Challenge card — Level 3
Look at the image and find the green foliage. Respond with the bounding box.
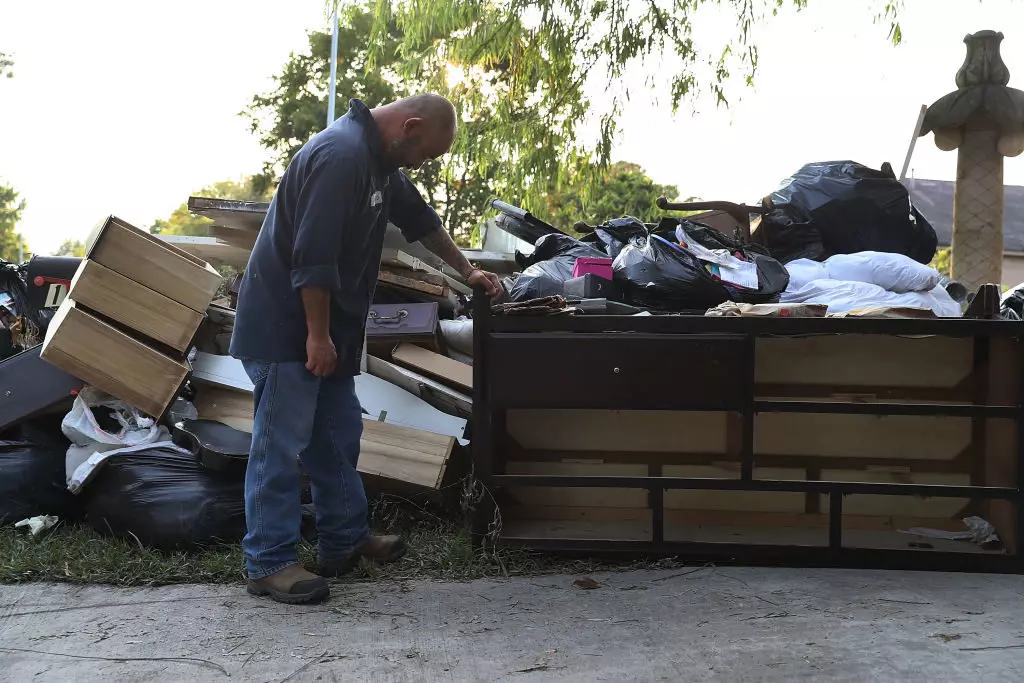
[930,247,951,278]
[542,161,680,231]
[150,177,271,237]
[366,0,904,213]
[0,180,27,262]
[54,239,86,257]
[245,4,495,246]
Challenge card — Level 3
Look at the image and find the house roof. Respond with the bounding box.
[904,178,1024,252]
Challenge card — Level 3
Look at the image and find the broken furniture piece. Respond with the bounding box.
[471,292,1024,572]
[40,215,221,418]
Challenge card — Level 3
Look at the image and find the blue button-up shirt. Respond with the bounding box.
[229,100,442,375]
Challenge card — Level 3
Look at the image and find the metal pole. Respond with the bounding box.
[327,3,339,126]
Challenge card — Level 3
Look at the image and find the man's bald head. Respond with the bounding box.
[372,93,458,171]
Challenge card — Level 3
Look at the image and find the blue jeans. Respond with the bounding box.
[241,360,369,579]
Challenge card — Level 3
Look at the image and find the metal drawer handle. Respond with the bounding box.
[369,309,408,325]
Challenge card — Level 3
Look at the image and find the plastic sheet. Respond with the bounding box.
[84,447,246,550]
[754,161,938,264]
[0,419,79,524]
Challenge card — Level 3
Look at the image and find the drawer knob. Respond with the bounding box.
[613,367,621,374]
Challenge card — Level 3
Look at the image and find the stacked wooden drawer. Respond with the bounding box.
[41,216,222,417]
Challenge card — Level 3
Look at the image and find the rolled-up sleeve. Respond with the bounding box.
[289,151,362,291]
[389,171,443,243]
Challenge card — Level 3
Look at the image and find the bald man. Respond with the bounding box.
[230,95,501,603]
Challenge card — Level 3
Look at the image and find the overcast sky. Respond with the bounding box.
[1,0,1023,255]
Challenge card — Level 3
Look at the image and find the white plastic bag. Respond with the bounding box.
[62,387,172,487]
[824,251,941,293]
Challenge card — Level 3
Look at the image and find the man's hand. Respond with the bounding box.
[467,268,503,302]
[305,335,337,377]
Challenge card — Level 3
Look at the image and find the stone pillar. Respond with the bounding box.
[953,128,1004,290]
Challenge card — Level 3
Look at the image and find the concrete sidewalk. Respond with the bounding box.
[1,567,1023,681]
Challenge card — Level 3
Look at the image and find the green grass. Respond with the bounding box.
[0,496,635,587]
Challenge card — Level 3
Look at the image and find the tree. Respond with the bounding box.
[0,181,26,262]
[542,162,680,231]
[245,4,510,246]
[150,177,272,237]
[367,0,904,211]
[55,240,86,257]
[0,52,12,79]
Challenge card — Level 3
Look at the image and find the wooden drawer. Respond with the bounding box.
[86,215,222,313]
[41,299,189,417]
[69,259,204,353]
[488,333,747,410]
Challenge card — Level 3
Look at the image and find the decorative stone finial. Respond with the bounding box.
[956,30,1010,88]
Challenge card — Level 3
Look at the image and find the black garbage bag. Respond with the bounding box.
[1001,282,1024,321]
[753,160,938,264]
[590,216,648,259]
[84,448,246,550]
[0,419,79,524]
[612,224,789,311]
[509,233,607,301]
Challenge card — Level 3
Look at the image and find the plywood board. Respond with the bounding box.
[157,235,251,270]
[40,299,189,417]
[755,335,973,388]
[187,196,268,232]
[86,215,222,313]
[354,373,468,444]
[755,413,971,460]
[192,352,255,392]
[192,385,457,490]
[359,419,456,489]
[69,259,203,353]
[506,410,729,453]
[391,343,472,392]
[366,355,472,417]
[505,461,649,508]
[210,225,258,252]
[663,466,806,513]
[194,385,254,432]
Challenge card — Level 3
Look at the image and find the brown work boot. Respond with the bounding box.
[246,564,330,604]
[317,535,407,577]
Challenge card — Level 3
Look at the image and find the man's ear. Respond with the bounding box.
[402,117,425,134]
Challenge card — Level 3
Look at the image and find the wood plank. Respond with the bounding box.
[392,343,472,392]
[187,196,268,232]
[377,268,447,296]
[69,259,203,353]
[191,384,458,490]
[40,299,189,417]
[211,225,258,251]
[359,419,456,489]
[193,385,254,432]
[86,215,222,313]
[381,248,472,295]
[366,355,471,417]
[157,235,251,270]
